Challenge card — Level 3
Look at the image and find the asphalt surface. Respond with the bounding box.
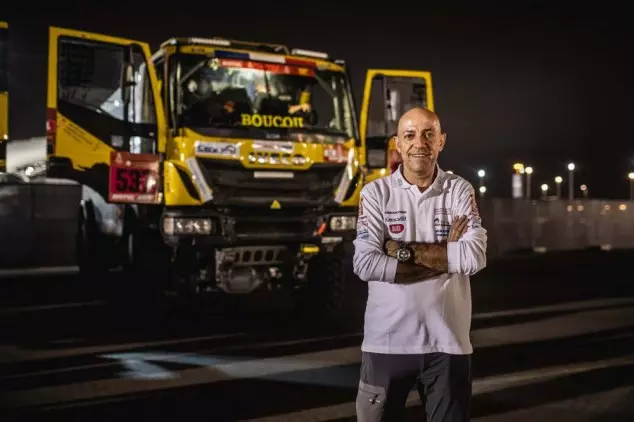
[1,249,634,421]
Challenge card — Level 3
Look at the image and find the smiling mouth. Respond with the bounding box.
[408,152,432,159]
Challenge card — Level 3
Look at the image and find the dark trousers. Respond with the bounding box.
[356,351,472,422]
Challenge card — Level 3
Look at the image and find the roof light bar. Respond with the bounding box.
[188,37,231,46]
[291,48,329,59]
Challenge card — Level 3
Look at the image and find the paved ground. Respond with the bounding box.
[1,250,633,421]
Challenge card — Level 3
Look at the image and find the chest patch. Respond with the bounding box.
[389,224,405,234]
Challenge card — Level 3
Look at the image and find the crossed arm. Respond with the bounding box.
[385,232,459,284]
[352,183,487,285]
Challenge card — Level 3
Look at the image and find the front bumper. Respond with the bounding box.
[161,206,358,248]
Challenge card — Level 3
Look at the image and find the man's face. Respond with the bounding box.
[395,110,446,174]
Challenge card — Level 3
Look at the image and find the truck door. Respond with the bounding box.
[46,27,166,204]
[358,69,434,185]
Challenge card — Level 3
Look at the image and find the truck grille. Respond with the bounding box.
[198,158,345,208]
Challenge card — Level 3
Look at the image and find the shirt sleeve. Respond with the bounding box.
[446,181,488,275]
[352,183,398,283]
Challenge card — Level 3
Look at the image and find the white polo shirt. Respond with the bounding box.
[353,165,487,355]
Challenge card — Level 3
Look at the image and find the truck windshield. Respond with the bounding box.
[176,54,355,139]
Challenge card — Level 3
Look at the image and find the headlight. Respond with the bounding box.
[163,217,213,235]
[328,215,357,231]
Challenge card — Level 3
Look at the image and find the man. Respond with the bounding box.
[353,107,487,421]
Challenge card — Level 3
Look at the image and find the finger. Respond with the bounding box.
[456,216,469,235]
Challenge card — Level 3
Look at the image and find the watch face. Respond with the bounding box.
[396,247,411,262]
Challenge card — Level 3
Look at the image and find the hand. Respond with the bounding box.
[385,240,399,257]
[448,215,468,242]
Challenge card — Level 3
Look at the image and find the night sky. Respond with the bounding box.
[3,3,633,198]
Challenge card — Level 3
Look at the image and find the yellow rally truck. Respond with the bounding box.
[0,21,8,170]
[45,26,433,320]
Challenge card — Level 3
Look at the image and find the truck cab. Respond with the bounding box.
[45,27,434,321]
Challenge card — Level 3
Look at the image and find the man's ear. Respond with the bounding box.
[439,133,447,151]
[393,135,402,154]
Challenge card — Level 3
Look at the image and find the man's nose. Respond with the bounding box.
[412,136,427,148]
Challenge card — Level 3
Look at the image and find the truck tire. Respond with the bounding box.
[76,201,108,279]
[296,243,366,331]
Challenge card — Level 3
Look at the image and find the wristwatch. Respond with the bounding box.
[395,242,413,263]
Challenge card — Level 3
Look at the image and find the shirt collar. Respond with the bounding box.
[391,164,447,192]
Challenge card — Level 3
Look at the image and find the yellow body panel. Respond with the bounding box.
[47,26,167,160]
[163,161,203,206]
[54,111,114,170]
[164,127,356,206]
[356,68,434,187]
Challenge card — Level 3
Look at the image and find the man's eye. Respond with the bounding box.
[424,131,435,140]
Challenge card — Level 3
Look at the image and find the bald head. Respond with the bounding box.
[394,106,446,179]
[397,107,442,136]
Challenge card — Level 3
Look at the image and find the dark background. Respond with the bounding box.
[2,1,633,198]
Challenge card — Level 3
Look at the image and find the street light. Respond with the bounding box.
[446,170,454,174]
[479,185,486,197]
[512,163,524,199]
[628,172,634,200]
[580,184,588,198]
[567,162,575,201]
[554,176,563,199]
[541,183,549,199]
[477,169,485,191]
[525,166,533,198]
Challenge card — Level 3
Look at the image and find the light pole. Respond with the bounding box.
[541,183,549,200]
[554,176,563,199]
[525,166,533,198]
[512,163,525,199]
[477,169,485,190]
[567,162,575,201]
[580,184,588,199]
[479,185,486,198]
[628,172,634,200]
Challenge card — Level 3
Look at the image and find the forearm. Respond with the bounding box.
[410,242,449,272]
[394,262,444,284]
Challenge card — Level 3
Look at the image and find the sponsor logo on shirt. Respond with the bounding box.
[356,215,369,239]
[384,215,407,222]
[434,216,450,238]
[389,224,404,234]
[434,208,449,215]
[356,227,369,240]
[385,210,406,214]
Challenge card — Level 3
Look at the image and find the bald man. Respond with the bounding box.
[353,107,487,421]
